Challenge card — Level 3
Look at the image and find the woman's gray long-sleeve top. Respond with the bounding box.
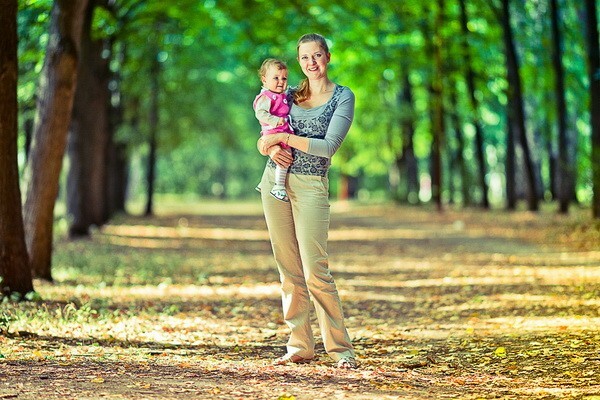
[266,84,355,177]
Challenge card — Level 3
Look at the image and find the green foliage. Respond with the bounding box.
[15,0,596,206]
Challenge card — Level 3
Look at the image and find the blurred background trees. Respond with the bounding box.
[1,0,599,292]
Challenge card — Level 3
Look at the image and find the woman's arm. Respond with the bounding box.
[256,139,293,168]
[258,132,310,154]
[258,88,355,158]
[306,88,354,157]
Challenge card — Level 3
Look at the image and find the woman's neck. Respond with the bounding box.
[309,78,334,94]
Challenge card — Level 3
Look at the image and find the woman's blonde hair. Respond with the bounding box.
[258,58,288,79]
[293,33,330,104]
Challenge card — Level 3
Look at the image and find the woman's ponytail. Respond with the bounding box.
[294,78,310,104]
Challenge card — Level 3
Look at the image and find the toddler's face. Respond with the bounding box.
[262,66,288,94]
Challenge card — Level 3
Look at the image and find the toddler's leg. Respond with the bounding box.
[270,165,289,202]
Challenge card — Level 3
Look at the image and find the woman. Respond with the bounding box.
[257,33,357,369]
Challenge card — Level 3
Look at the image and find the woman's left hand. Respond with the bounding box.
[258,133,286,154]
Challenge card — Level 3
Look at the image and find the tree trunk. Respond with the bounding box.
[449,85,470,206]
[24,115,33,161]
[0,0,34,297]
[584,0,600,218]
[430,0,445,211]
[543,100,557,200]
[500,0,538,211]
[550,0,572,214]
[105,142,128,216]
[394,72,419,203]
[403,74,420,203]
[104,44,128,217]
[459,0,490,208]
[145,50,160,217]
[67,1,111,237]
[23,0,88,281]
[506,115,517,209]
[339,174,358,200]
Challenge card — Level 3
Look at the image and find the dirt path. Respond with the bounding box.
[1,202,599,399]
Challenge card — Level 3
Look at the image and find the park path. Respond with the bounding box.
[1,201,599,399]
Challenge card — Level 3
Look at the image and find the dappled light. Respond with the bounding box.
[2,203,599,399]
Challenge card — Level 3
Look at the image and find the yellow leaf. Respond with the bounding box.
[465,327,475,335]
[90,377,105,383]
[571,357,585,364]
[494,347,507,358]
[278,394,296,400]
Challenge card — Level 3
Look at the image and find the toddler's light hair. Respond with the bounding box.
[258,58,288,79]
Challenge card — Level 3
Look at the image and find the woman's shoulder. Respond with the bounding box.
[335,84,355,102]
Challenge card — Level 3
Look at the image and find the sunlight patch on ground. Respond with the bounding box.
[486,316,600,331]
[101,225,270,241]
[342,276,537,289]
[435,294,600,312]
[37,283,281,302]
[102,225,464,242]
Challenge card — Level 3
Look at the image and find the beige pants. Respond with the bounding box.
[259,167,355,361]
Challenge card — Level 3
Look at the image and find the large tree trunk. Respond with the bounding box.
[550,0,573,214]
[0,0,34,297]
[23,0,88,281]
[429,0,445,211]
[500,0,538,211]
[67,1,111,237]
[459,0,490,208]
[584,0,600,218]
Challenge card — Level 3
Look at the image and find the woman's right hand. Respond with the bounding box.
[268,145,293,168]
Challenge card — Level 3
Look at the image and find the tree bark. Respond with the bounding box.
[67,1,111,237]
[459,0,490,208]
[584,0,600,218]
[339,174,358,200]
[430,0,445,211]
[550,0,573,213]
[449,84,470,205]
[500,0,538,211]
[104,43,128,218]
[0,0,34,297]
[505,115,517,209]
[23,0,88,281]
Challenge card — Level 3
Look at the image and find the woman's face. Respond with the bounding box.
[298,41,330,80]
